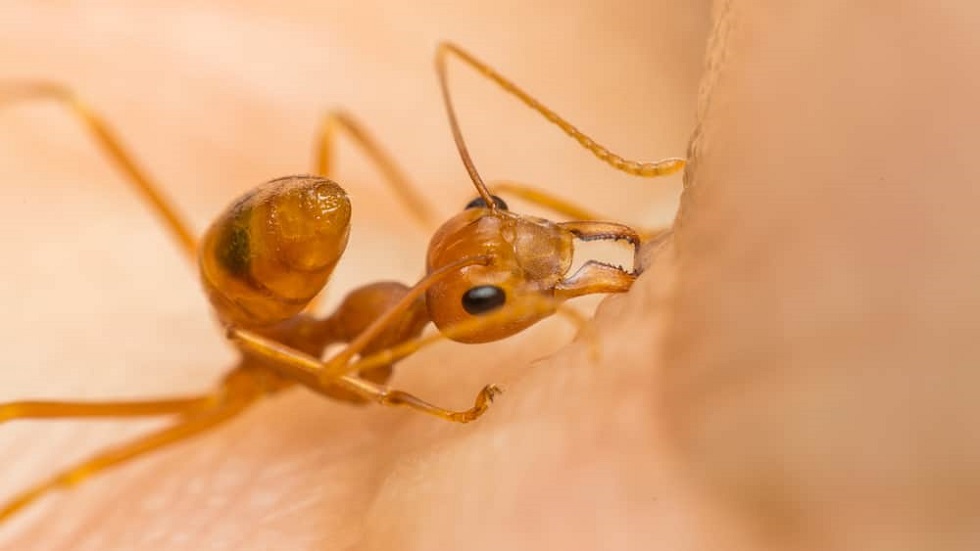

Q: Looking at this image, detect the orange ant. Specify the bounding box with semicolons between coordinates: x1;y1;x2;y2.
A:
0;42;684;523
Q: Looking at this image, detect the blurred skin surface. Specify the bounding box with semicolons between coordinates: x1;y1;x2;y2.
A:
667;2;980;551
3;2;973;551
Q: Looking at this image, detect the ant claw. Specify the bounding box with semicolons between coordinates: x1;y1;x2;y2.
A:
484;384;504;400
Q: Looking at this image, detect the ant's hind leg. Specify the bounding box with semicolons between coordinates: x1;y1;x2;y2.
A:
0;370;263;523
313;110;438;229
0;82;196;258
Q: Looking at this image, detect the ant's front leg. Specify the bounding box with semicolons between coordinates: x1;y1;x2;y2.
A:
227;286;567;423
228;327;500;424
342;376;501;423
227;258;502;423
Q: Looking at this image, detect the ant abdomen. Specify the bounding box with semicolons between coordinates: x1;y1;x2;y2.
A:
199;175;351;327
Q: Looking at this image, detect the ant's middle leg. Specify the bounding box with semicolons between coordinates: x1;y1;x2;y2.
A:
0;367;262;424
0;81;196;258
0;395;216;424
0;341;295;424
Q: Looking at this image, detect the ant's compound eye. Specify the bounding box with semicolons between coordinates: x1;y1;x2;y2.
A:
464;195;509;211
461;285;506;315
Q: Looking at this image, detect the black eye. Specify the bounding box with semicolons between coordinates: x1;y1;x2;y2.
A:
464;195;508;211
461;285;506;315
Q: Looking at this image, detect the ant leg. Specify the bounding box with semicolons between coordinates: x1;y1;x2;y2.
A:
0;82;196;259
435;42;686;179
329;296;563;419
313;110;438;230
305;110;440;314
0;370;262;523
226;328;500;423
314;255;490;380
343;294;561;374
340;376;501;423
226;267;555;423
0;365;268;423
0;396;217;424
489;180;607;221
489;180;669;240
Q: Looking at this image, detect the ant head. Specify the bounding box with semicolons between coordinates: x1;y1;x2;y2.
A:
424;195;575;343
425;44;640;343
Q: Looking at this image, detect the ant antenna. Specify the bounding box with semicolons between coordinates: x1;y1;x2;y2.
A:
435;42;685;184
435;44;499;212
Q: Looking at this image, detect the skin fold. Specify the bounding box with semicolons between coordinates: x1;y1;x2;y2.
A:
3;2;972;551
665;2;980;550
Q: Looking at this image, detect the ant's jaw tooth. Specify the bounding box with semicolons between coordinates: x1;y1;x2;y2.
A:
569;236;635;278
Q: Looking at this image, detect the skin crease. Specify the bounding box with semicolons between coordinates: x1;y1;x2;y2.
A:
0;1;714;550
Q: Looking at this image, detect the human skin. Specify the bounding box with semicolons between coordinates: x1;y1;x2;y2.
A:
0;1;711;550
665;2;980;551
4;2;973;550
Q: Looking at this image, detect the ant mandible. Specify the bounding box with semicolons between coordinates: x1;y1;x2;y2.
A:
0;42;684;523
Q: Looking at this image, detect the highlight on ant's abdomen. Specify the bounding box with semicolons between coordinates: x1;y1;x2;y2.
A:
199;175;352;327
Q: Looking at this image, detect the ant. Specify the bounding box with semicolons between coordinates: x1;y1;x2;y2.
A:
0;42;684;524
